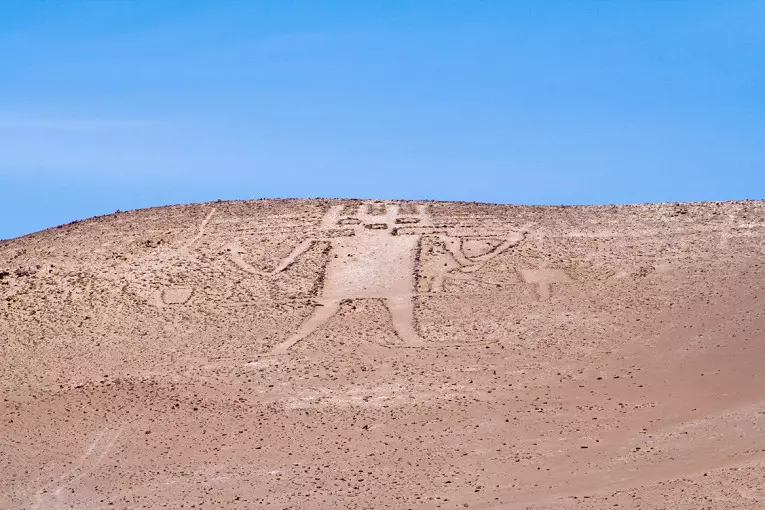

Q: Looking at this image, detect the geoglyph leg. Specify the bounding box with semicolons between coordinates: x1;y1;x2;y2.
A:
268;299;342;355
386;296;426;347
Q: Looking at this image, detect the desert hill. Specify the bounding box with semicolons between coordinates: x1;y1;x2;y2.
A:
2;199;764;509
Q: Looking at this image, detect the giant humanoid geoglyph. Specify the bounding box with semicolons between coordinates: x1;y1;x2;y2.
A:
231;201;525;354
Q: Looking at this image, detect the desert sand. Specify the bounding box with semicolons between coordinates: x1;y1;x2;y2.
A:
1;199;764;509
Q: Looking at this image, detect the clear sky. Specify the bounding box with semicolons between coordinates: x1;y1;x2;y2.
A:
1;1;763;239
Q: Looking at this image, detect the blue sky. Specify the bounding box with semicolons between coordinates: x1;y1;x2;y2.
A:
1;1;763;239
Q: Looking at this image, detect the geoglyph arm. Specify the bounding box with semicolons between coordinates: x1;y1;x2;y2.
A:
467;231;525;262
228;236;330;277
225;243;269;276
439;235;476;267
441;230;526;272
272;238;317;274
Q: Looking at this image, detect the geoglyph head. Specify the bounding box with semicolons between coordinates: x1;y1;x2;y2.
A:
320;202;433;234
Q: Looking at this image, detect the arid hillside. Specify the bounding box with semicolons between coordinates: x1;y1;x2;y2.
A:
2;199;764;509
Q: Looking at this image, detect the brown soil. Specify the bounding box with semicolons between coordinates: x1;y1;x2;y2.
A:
1;199;764;509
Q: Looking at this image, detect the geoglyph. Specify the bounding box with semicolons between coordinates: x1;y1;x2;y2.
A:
226;201;536;353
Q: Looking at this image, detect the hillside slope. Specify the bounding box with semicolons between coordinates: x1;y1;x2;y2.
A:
2;199;764;509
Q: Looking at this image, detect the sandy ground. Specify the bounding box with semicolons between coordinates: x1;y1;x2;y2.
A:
1;199;764;509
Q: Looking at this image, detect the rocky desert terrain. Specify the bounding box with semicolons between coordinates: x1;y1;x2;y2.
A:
1;199;764;509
